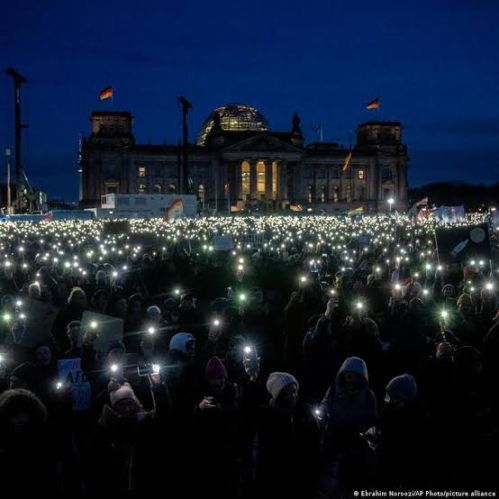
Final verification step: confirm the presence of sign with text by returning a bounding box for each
[57,358,91,411]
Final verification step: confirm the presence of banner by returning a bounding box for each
[435,223,491,263]
[22,299,59,348]
[212,235,234,251]
[79,311,124,354]
[57,358,92,411]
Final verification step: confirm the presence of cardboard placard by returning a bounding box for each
[57,358,92,411]
[22,299,59,348]
[79,311,124,354]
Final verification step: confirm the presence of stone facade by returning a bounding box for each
[81,106,408,213]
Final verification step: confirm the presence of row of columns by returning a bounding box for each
[219,159,288,202]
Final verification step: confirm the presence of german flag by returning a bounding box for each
[99,86,113,100]
[366,97,380,110]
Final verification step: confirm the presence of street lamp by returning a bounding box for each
[387,197,395,212]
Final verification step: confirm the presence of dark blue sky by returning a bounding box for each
[1,0,498,200]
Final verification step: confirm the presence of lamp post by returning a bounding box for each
[388,197,394,213]
[5,147,12,214]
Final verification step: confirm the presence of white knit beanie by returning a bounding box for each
[109,383,136,406]
[266,372,299,401]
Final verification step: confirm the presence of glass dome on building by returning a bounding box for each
[197,103,270,146]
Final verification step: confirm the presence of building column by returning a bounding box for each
[265,160,273,200]
[278,160,287,201]
[250,160,257,200]
[235,161,242,200]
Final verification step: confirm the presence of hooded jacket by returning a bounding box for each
[321,356,378,454]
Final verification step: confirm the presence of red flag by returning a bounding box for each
[366,97,380,110]
[99,86,113,100]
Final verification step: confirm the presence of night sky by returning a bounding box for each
[1,0,498,201]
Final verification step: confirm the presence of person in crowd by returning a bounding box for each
[318,356,378,496]
[193,357,239,499]
[52,286,87,353]
[302,296,343,404]
[0,389,58,494]
[255,372,320,499]
[87,376,170,495]
[375,374,427,489]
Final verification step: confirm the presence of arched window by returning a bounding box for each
[167,183,177,194]
[153,184,162,193]
[137,184,146,193]
[308,185,313,204]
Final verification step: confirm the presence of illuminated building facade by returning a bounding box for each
[81,104,408,212]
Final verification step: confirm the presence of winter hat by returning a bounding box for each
[10,362,38,389]
[169,332,195,354]
[146,305,161,317]
[266,372,299,401]
[338,356,369,383]
[109,382,136,406]
[386,374,417,403]
[205,356,228,380]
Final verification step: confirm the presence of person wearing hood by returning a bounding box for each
[0,389,58,494]
[318,356,378,496]
[255,372,320,499]
[375,374,427,489]
[88,376,170,496]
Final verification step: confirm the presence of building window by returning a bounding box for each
[155,167,162,177]
[358,169,364,180]
[359,186,365,200]
[308,185,313,204]
[257,161,265,195]
[153,184,162,193]
[168,183,177,194]
[331,168,340,179]
[137,184,146,193]
[138,166,146,177]
[272,161,278,199]
[241,161,250,198]
[320,186,326,203]
[383,188,392,200]
[382,167,393,181]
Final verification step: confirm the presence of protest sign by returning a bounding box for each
[22,299,59,348]
[57,358,91,411]
[79,311,124,354]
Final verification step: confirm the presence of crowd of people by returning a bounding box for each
[0,214,498,497]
